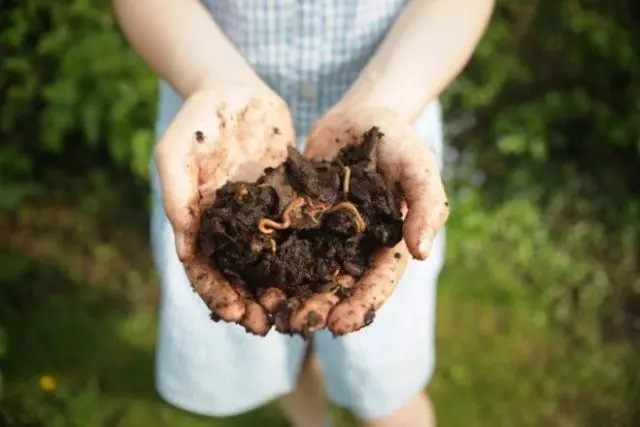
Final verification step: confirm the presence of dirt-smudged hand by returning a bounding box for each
[154,84,295,336]
[297,106,450,336]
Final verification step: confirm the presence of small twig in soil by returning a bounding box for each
[258,197,306,234]
[342,166,351,200]
[269,238,277,253]
[328,202,366,233]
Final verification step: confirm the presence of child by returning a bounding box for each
[114,1,494,426]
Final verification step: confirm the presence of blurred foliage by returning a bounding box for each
[442,0,640,341]
[0,0,156,418]
[0,0,156,211]
[1,0,639,425]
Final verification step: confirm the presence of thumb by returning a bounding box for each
[399,143,450,260]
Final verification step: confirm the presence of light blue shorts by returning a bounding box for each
[150,98,446,420]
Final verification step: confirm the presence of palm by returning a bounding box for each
[154,85,295,335]
[295,107,450,336]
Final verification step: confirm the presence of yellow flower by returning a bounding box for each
[39,375,56,392]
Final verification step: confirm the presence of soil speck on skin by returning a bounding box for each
[198,127,404,305]
[195,130,204,143]
[306,311,322,327]
[216,110,226,128]
[364,307,376,326]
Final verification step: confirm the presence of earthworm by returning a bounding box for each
[308,210,322,225]
[328,201,366,233]
[258,197,306,234]
[303,197,332,224]
[269,238,277,253]
[342,166,351,200]
[304,197,332,211]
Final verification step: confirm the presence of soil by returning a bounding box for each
[197,127,404,300]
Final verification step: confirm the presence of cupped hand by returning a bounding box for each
[154,83,295,336]
[287,106,450,336]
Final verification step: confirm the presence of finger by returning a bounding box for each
[327,244,409,336]
[396,140,449,260]
[184,257,245,322]
[240,301,271,336]
[289,290,341,336]
[336,274,357,289]
[258,287,288,313]
[287,273,356,336]
[234,284,272,336]
[274,297,301,335]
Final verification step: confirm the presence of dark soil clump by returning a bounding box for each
[198,127,404,300]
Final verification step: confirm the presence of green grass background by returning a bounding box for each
[0,204,636,427]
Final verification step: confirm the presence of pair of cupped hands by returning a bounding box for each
[156,83,449,337]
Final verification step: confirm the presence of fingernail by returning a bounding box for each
[418,229,436,258]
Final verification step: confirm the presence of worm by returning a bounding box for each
[328,201,366,233]
[342,166,351,200]
[258,197,306,234]
[303,197,332,225]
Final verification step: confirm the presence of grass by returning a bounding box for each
[0,204,637,426]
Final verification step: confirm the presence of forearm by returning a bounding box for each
[113,0,264,98]
[340,0,495,122]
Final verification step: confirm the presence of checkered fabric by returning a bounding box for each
[201,0,409,144]
[151,0,446,421]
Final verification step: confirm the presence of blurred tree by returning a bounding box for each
[0,0,156,211]
[442,0,640,341]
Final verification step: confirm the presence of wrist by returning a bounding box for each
[190,71,269,96]
[332,94,411,128]
[336,70,430,123]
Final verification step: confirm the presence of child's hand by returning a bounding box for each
[290,106,450,336]
[155,84,295,335]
